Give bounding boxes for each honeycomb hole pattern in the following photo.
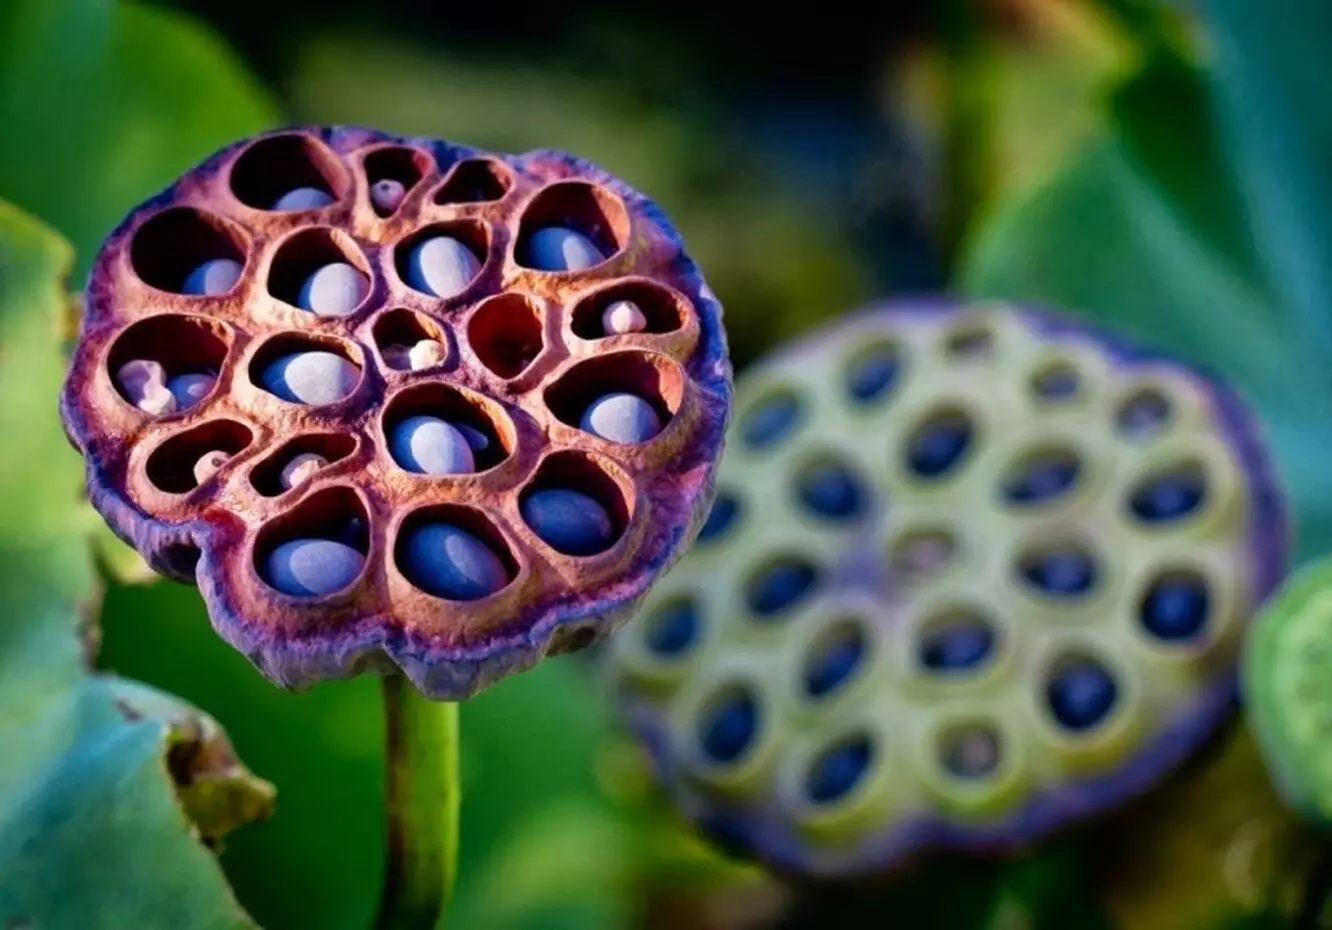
[606,299,1287,879]
[60,126,730,700]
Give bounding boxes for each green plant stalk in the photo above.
[375,674,461,930]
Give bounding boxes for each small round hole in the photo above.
[918,611,996,674]
[129,208,249,295]
[250,433,357,497]
[905,408,974,480]
[229,133,348,211]
[468,294,544,379]
[1128,462,1207,524]
[266,228,371,318]
[846,345,900,404]
[518,451,630,557]
[395,505,517,601]
[891,529,958,581]
[803,622,866,700]
[516,181,628,272]
[1018,543,1097,598]
[945,325,992,358]
[382,381,513,474]
[433,157,513,205]
[805,735,875,805]
[1031,363,1080,401]
[739,391,802,450]
[146,420,252,493]
[373,308,449,372]
[796,457,867,522]
[643,597,700,657]
[364,146,432,216]
[570,279,689,339]
[544,351,682,445]
[697,492,741,544]
[697,686,760,766]
[1139,569,1210,642]
[745,557,819,619]
[939,725,1001,779]
[1001,449,1080,506]
[249,334,362,407]
[1045,655,1118,732]
[1117,389,1173,439]
[254,487,369,598]
[395,221,489,300]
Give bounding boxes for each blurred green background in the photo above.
[4,0,1332,927]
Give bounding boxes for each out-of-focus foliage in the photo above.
[0,200,267,929]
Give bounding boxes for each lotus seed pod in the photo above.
[167,372,217,411]
[605,299,1286,878]
[59,126,730,699]
[603,299,647,335]
[279,452,328,491]
[192,450,232,485]
[271,186,335,211]
[260,351,360,405]
[526,226,604,272]
[389,415,475,475]
[580,392,663,444]
[370,178,407,213]
[183,258,243,296]
[297,262,369,317]
[404,235,481,298]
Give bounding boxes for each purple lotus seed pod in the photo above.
[59,125,730,700]
[604,298,1287,879]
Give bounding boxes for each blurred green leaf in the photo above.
[0,200,261,928]
[0,0,278,279]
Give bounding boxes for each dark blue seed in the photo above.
[1141,575,1209,641]
[698,494,740,543]
[807,737,873,804]
[747,560,818,617]
[1034,366,1079,400]
[1118,391,1171,438]
[804,627,865,698]
[1048,660,1117,731]
[907,415,973,478]
[645,600,699,656]
[1022,548,1096,596]
[848,351,899,403]
[700,691,758,765]
[920,618,994,672]
[798,462,864,520]
[741,394,801,449]
[1004,455,1079,504]
[1130,471,1206,522]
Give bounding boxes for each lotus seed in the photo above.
[527,226,604,272]
[797,461,864,520]
[807,737,873,804]
[166,372,216,411]
[741,394,801,448]
[405,236,481,298]
[371,178,407,213]
[697,494,740,543]
[279,452,328,491]
[602,299,647,335]
[192,450,231,486]
[579,392,662,444]
[409,339,447,370]
[297,262,369,317]
[1047,659,1117,731]
[1141,574,1210,641]
[261,351,359,405]
[747,559,818,617]
[400,522,510,600]
[847,351,898,403]
[920,618,994,672]
[271,186,335,211]
[390,416,475,475]
[1022,548,1096,596]
[700,691,758,765]
[182,258,243,296]
[137,383,178,416]
[804,626,865,699]
[1119,390,1172,438]
[1130,470,1206,522]
[645,600,699,656]
[907,413,973,478]
[117,358,167,400]
[265,538,365,597]
[457,424,489,452]
[520,488,616,556]
[1004,453,1079,504]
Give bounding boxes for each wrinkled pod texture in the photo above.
[59,126,731,700]
[604,299,1287,879]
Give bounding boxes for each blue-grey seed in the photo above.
[261,351,359,405]
[400,522,510,600]
[405,236,481,298]
[390,416,475,475]
[272,186,335,210]
[166,372,216,411]
[579,392,662,444]
[297,262,368,317]
[526,227,604,272]
[265,538,364,596]
[182,258,243,296]
[520,488,616,556]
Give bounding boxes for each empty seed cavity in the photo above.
[803,621,867,700]
[643,597,701,657]
[229,133,348,211]
[740,390,802,450]
[698,686,760,766]
[890,528,957,581]
[1046,654,1118,732]
[846,344,900,404]
[432,157,512,205]
[919,610,996,674]
[396,506,516,601]
[570,279,690,340]
[1019,542,1097,597]
[382,381,513,474]
[1128,461,1207,524]
[267,228,372,318]
[746,556,819,619]
[251,336,362,406]
[545,351,682,445]
[1002,448,1081,506]
[468,293,544,378]
[518,451,629,557]
[129,207,249,295]
[1117,388,1173,439]
[396,222,488,299]
[1032,362,1080,401]
[373,309,450,372]
[147,420,253,494]
[796,456,867,522]
[906,408,975,480]
[255,487,369,598]
[1139,569,1210,642]
[940,725,1001,779]
[108,314,230,416]
[516,181,627,272]
[945,322,993,358]
[250,433,356,497]
[697,492,741,544]
[806,735,875,805]
[363,146,432,216]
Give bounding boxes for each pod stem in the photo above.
[374,673,461,930]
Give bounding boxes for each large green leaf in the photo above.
[959,40,1332,562]
[0,201,269,928]
[0,0,278,279]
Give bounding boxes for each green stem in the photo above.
[374,673,461,930]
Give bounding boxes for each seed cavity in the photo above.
[806,735,874,805]
[1140,571,1210,642]
[1032,363,1079,401]
[280,453,328,491]
[644,598,700,657]
[1046,656,1118,732]
[1118,389,1172,439]
[699,688,759,766]
[1002,450,1080,505]
[746,557,819,618]
[265,538,363,596]
[404,235,482,298]
[891,529,957,581]
[797,458,866,521]
[297,262,369,318]
[183,258,243,297]
[740,392,801,450]
[697,493,740,544]
[398,521,512,600]
[526,226,604,272]
[1128,464,1207,523]
[520,488,615,556]
[940,726,1001,779]
[260,350,360,405]
[1019,544,1097,597]
[389,415,476,476]
[919,612,995,673]
[602,300,647,335]
[803,623,866,699]
[370,179,407,214]
[906,410,973,479]
[847,347,899,404]
[580,393,662,444]
[192,450,231,486]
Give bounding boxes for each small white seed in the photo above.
[117,359,167,400]
[371,179,407,213]
[272,187,335,211]
[297,262,369,317]
[137,381,179,416]
[526,227,604,272]
[192,450,231,485]
[167,372,217,411]
[280,452,329,491]
[183,258,243,296]
[405,236,481,298]
[409,339,447,370]
[602,299,647,335]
